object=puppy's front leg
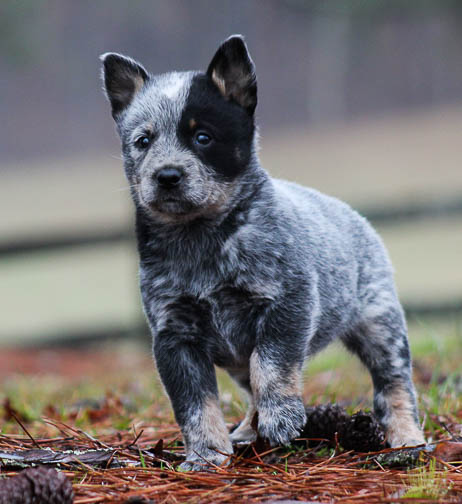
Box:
[154,328,232,471]
[250,347,306,446]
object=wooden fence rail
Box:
[2,197,462,257]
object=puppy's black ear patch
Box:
[207,35,257,115]
[100,53,149,119]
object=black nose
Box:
[156,166,184,188]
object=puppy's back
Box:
[270,178,396,313]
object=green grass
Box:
[402,458,452,500]
[1,317,460,441]
[302,316,462,409]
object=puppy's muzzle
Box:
[155,165,184,189]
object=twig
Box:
[125,428,144,449]
[10,412,41,449]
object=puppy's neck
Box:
[135,161,270,254]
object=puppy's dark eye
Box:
[194,132,212,146]
[135,135,151,149]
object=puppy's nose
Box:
[156,166,184,188]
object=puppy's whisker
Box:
[112,184,140,193]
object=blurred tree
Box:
[284,0,462,17]
[1,0,462,160]
[0,1,49,68]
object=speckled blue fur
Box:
[101,35,425,470]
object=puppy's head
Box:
[101,35,258,224]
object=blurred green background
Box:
[1,0,461,346]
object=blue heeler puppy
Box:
[101,35,425,470]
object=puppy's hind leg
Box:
[341,305,425,448]
[230,399,257,443]
[226,369,257,443]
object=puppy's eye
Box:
[135,135,151,149]
[194,132,212,146]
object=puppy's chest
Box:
[208,282,268,340]
[145,261,276,366]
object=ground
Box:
[1,316,461,503]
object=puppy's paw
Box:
[230,419,257,444]
[179,448,230,472]
[257,396,306,447]
[387,426,426,448]
[384,412,426,448]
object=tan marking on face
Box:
[202,397,232,453]
[385,386,425,447]
[143,179,237,225]
[211,69,227,97]
[189,118,197,129]
[250,350,302,401]
[202,179,238,215]
[139,151,240,225]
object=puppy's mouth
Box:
[148,197,197,215]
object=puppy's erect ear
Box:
[207,35,257,115]
[100,53,149,118]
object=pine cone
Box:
[338,410,386,452]
[300,404,386,453]
[0,466,74,504]
[301,404,349,442]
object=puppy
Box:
[101,35,425,470]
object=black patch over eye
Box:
[194,131,212,146]
[135,135,151,149]
[177,74,255,179]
